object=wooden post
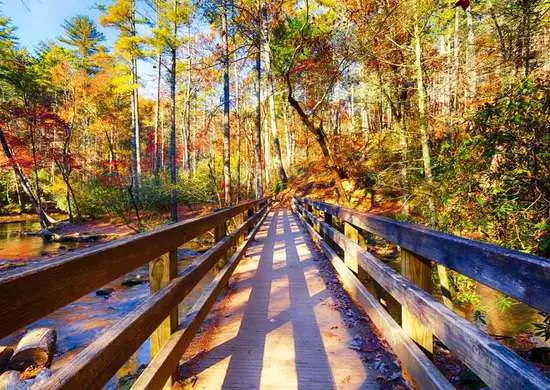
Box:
[247,208,254,234]
[149,250,177,389]
[401,249,433,354]
[312,207,321,234]
[437,264,454,310]
[323,211,333,240]
[215,222,228,270]
[344,222,379,299]
[344,222,360,273]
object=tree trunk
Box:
[263,102,270,186]
[234,50,241,203]
[285,75,348,202]
[169,45,177,222]
[222,1,231,206]
[414,19,434,219]
[465,6,476,103]
[185,29,192,173]
[0,130,55,228]
[154,52,162,177]
[130,53,141,198]
[414,18,454,310]
[282,102,291,173]
[262,6,287,183]
[452,7,460,115]
[255,21,264,199]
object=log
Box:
[0,371,24,389]
[9,328,56,371]
[0,346,13,372]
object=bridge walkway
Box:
[176,208,400,389]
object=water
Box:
[0,220,81,263]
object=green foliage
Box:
[435,78,550,255]
[496,296,515,313]
[452,273,480,305]
[473,310,487,326]
[271,180,286,194]
[76,181,128,219]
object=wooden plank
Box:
[344,222,360,273]
[401,250,433,354]
[0,198,265,338]
[297,197,550,313]
[132,206,270,389]
[39,206,268,390]
[294,206,452,390]
[149,250,178,389]
[298,205,550,390]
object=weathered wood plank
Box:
[295,206,452,390]
[149,250,178,389]
[298,205,550,390]
[132,206,269,389]
[39,205,268,390]
[297,197,550,314]
[0,199,265,339]
[401,250,433,354]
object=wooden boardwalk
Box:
[177,209,387,390]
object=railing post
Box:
[401,249,433,355]
[312,206,322,234]
[149,249,178,388]
[343,221,362,273]
[215,221,228,263]
[323,209,332,231]
[343,222,378,299]
[246,207,254,234]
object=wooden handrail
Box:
[40,202,270,389]
[296,205,452,389]
[132,205,269,389]
[293,197,550,390]
[296,197,550,313]
[0,198,267,338]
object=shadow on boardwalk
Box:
[177,209,407,390]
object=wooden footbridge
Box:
[0,197,549,389]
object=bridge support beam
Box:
[401,249,433,355]
[149,249,178,389]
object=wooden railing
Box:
[293,196,550,390]
[0,198,271,389]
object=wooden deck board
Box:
[176,209,386,390]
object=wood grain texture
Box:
[38,204,269,390]
[149,250,178,390]
[0,199,266,339]
[297,204,550,390]
[132,206,269,389]
[295,207,452,390]
[401,250,433,354]
[297,197,550,313]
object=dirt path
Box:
[177,208,407,390]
